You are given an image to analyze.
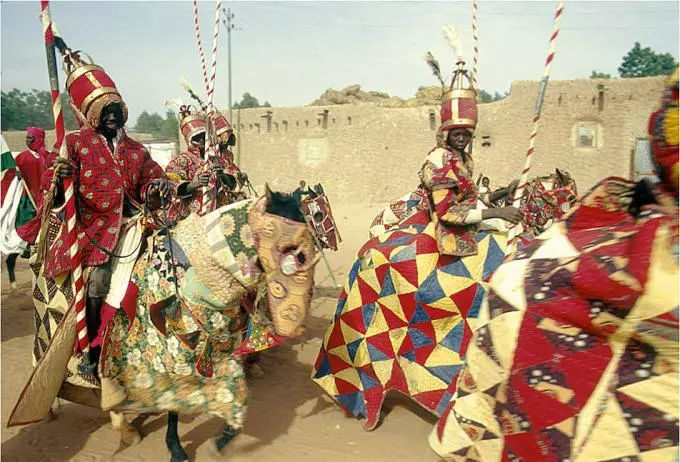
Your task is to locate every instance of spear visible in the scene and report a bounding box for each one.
[505,0,564,256]
[39,0,90,357]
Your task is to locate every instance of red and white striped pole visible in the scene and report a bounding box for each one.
[506,0,564,254]
[40,0,89,355]
[197,0,222,215]
[192,0,210,92]
[471,0,479,90]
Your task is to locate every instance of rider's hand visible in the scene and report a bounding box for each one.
[53,158,73,180]
[494,206,523,224]
[196,173,211,188]
[148,179,170,202]
[186,173,211,194]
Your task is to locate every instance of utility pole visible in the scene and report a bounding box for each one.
[221,7,238,123]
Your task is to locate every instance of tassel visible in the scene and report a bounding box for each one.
[424,51,445,88]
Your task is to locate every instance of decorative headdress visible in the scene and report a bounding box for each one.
[425,25,478,133]
[649,68,679,195]
[61,48,128,130]
[178,105,207,145]
[213,109,235,146]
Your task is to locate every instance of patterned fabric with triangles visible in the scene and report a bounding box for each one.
[29,245,98,389]
[312,216,507,430]
[429,177,679,461]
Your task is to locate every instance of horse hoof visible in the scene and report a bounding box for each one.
[121,429,142,446]
[170,452,188,462]
[43,409,56,423]
[246,363,264,379]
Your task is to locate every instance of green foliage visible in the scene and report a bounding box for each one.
[1,88,79,131]
[590,71,611,79]
[618,42,678,78]
[478,89,508,103]
[134,110,179,142]
[232,92,270,109]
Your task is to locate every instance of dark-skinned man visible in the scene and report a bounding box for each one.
[44,49,170,372]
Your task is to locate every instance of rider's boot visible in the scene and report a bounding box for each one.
[79,296,103,376]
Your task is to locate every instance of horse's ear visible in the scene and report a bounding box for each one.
[556,168,567,186]
[264,183,273,203]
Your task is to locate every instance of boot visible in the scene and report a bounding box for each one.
[79,297,103,376]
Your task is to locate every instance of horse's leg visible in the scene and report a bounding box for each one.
[166,412,188,462]
[110,411,141,446]
[6,253,18,289]
[212,425,241,454]
[245,352,264,378]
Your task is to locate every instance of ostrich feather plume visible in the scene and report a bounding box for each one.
[442,25,464,62]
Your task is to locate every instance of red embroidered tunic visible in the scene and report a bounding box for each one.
[418,147,479,257]
[43,128,166,278]
[165,149,219,223]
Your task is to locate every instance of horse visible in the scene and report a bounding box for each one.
[8,186,322,462]
[430,177,679,460]
[311,173,578,431]
[368,168,577,239]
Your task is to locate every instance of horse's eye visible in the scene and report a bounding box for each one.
[297,252,306,265]
[281,254,298,275]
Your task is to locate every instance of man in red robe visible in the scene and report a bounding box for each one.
[15,127,53,245]
[44,48,170,371]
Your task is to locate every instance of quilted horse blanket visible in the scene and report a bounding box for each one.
[312,209,507,430]
[8,200,285,426]
[100,199,290,427]
[429,178,678,461]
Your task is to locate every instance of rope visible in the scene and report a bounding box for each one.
[471,0,479,90]
[40,0,89,356]
[506,0,564,255]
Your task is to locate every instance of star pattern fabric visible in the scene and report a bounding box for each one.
[312,213,507,430]
[429,177,679,462]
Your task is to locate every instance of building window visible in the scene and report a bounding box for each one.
[572,122,602,149]
[347,116,352,126]
[429,111,436,130]
[481,135,491,147]
[578,126,594,147]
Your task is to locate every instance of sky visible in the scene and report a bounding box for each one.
[1,0,679,124]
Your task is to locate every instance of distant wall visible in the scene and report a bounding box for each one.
[178,76,664,204]
[1,130,163,153]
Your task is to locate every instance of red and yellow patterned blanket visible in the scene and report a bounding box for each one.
[429,177,678,461]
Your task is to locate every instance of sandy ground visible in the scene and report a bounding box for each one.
[1,203,442,462]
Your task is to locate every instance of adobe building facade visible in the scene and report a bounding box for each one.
[200,76,664,204]
[3,76,664,207]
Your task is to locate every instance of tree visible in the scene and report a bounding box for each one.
[618,42,678,78]
[134,110,179,142]
[135,111,164,134]
[478,89,508,103]
[590,71,611,79]
[160,110,179,142]
[0,88,79,131]
[232,92,270,109]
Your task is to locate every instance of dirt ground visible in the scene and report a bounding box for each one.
[0,203,441,462]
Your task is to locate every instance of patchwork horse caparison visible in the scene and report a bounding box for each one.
[429,177,678,460]
[368,168,577,239]
[8,188,321,461]
[311,171,578,431]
